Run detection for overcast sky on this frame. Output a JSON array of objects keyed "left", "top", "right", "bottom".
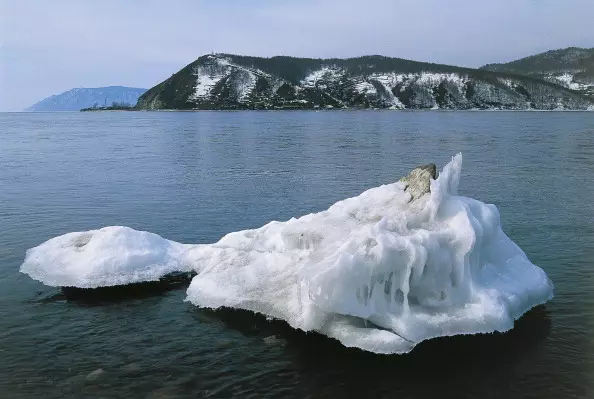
[{"left": 1, "top": 0, "right": 593, "bottom": 111}]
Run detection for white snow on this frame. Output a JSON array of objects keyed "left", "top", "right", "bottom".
[
  {"left": 553, "top": 73, "right": 581, "bottom": 90},
  {"left": 367, "top": 75, "right": 404, "bottom": 108},
  {"left": 549, "top": 73, "right": 594, "bottom": 92},
  {"left": 555, "top": 73, "right": 573, "bottom": 87},
  {"left": 416, "top": 72, "right": 460, "bottom": 86},
  {"left": 301, "top": 67, "right": 344, "bottom": 88},
  {"left": 192, "top": 55, "right": 281, "bottom": 102},
  {"left": 370, "top": 73, "right": 404, "bottom": 87},
  {"left": 234, "top": 70, "right": 257, "bottom": 103},
  {"left": 354, "top": 80, "right": 377, "bottom": 95},
  {"left": 20, "top": 226, "right": 192, "bottom": 288},
  {"left": 301, "top": 70, "right": 466, "bottom": 108},
  {"left": 20, "top": 155, "right": 553, "bottom": 354},
  {"left": 498, "top": 78, "right": 515, "bottom": 88},
  {"left": 370, "top": 72, "right": 467, "bottom": 94},
  {"left": 193, "top": 66, "right": 228, "bottom": 99}
]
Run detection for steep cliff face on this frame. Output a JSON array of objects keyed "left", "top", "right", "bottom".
[
  {"left": 482, "top": 47, "right": 594, "bottom": 98},
  {"left": 137, "top": 54, "right": 593, "bottom": 110}
]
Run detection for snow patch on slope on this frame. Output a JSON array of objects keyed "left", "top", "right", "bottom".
[
  {"left": 415, "top": 72, "right": 464, "bottom": 86},
  {"left": 554, "top": 73, "right": 580, "bottom": 89},
  {"left": 302, "top": 67, "right": 471, "bottom": 107},
  {"left": 371, "top": 72, "right": 468, "bottom": 92},
  {"left": 302, "top": 67, "right": 345, "bottom": 88},
  {"left": 548, "top": 73, "right": 593, "bottom": 92},
  {"left": 192, "top": 57, "right": 231, "bottom": 100},
  {"left": 373, "top": 79, "right": 404, "bottom": 108},
  {"left": 354, "top": 80, "right": 377, "bottom": 95},
  {"left": 194, "top": 73, "right": 225, "bottom": 99},
  {"left": 234, "top": 70, "right": 257, "bottom": 103},
  {"left": 192, "top": 55, "right": 281, "bottom": 103},
  {"left": 498, "top": 78, "right": 518, "bottom": 89}
]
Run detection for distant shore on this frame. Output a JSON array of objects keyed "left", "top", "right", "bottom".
[{"left": 80, "top": 105, "right": 135, "bottom": 112}]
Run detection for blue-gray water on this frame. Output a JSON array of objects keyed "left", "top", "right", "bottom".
[{"left": 1, "top": 111, "right": 593, "bottom": 399}]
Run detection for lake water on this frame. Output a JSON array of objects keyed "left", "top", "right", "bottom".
[{"left": 1, "top": 111, "right": 593, "bottom": 399}]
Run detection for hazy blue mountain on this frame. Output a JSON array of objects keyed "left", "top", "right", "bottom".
[
  {"left": 481, "top": 47, "right": 594, "bottom": 98},
  {"left": 26, "top": 86, "right": 147, "bottom": 112},
  {"left": 136, "top": 53, "right": 593, "bottom": 111}
]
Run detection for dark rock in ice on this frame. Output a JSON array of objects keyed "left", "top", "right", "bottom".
[{"left": 399, "top": 163, "right": 437, "bottom": 201}]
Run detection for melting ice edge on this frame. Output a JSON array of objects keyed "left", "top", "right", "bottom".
[{"left": 20, "top": 154, "right": 554, "bottom": 354}]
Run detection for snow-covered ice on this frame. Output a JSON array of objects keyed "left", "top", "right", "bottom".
[
  {"left": 20, "top": 154, "right": 553, "bottom": 354},
  {"left": 20, "top": 226, "right": 192, "bottom": 288},
  {"left": 182, "top": 154, "right": 553, "bottom": 353}
]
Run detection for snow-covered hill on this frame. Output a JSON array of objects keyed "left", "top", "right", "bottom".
[
  {"left": 481, "top": 47, "right": 594, "bottom": 98},
  {"left": 26, "top": 86, "right": 147, "bottom": 112},
  {"left": 137, "top": 54, "right": 593, "bottom": 111}
]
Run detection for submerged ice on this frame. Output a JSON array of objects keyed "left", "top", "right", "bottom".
[{"left": 20, "top": 154, "right": 553, "bottom": 353}]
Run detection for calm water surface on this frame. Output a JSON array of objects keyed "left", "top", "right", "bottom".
[{"left": 1, "top": 111, "right": 593, "bottom": 398}]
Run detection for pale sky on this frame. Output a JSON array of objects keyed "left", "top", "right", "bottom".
[{"left": 1, "top": 0, "right": 593, "bottom": 111}]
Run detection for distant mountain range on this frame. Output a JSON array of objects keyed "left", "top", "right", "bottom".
[
  {"left": 136, "top": 48, "right": 594, "bottom": 111},
  {"left": 26, "top": 86, "right": 147, "bottom": 112},
  {"left": 481, "top": 47, "right": 594, "bottom": 98}
]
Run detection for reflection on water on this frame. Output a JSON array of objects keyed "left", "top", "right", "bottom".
[
  {"left": 198, "top": 305, "right": 551, "bottom": 368},
  {"left": 31, "top": 278, "right": 193, "bottom": 305}
]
